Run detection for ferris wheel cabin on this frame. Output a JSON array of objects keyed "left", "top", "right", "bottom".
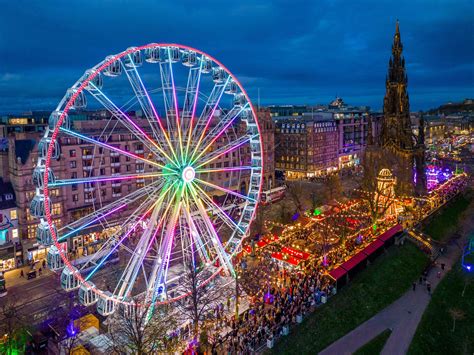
[
  {"left": 36, "top": 220, "right": 57, "bottom": 246},
  {"left": 78, "top": 282, "right": 98, "bottom": 306},
  {"left": 38, "top": 137, "right": 60, "bottom": 160},
  {"left": 104, "top": 56, "right": 122, "bottom": 77},
  {"left": 47, "top": 245, "right": 64, "bottom": 271},
  {"left": 97, "top": 291, "right": 116, "bottom": 316},
  {"left": 61, "top": 266, "right": 81, "bottom": 291}
]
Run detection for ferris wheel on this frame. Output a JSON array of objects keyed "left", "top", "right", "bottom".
[{"left": 31, "top": 44, "right": 263, "bottom": 315}]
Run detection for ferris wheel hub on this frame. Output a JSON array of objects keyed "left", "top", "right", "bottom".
[{"left": 181, "top": 166, "right": 195, "bottom": 183}]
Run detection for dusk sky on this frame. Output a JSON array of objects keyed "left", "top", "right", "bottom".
[{"left": 1, "top": 0, "right": 473, "bottom": 113}]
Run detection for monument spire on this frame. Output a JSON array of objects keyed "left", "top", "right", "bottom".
[{"left": 380, "top": 20, "right": 413, "bottom": 151}]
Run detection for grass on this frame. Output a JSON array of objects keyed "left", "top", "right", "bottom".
[
  {"left": 408, "top": 262, "right": 474, "bottom": 355},
  {"left": 353, "top": 329, "right": 392, "bottom": 355},
  {"left": 271, "top": 242, "right": 428, "bottom": 354},
  {"left": 423, "top": 192, "right": 472, "bottom": 242}
]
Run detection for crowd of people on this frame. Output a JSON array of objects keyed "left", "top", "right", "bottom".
[{"left": 196, "top": 257, "right": 334, "bottom": 354}]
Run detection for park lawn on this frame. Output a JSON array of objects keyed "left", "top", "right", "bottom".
[
  {"left": 353, "top": 329, "right": 392, "bottom": 355},
  {"left": 408, "top": 262, "right": 474, "bottom": 355},
  {"left": 423, "top": 192, "right": 472, "bottom": 242},
  {"left": 272, "top": 242, "right": 428, "bottom": 354}
]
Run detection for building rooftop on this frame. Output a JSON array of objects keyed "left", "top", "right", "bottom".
[{"left": 0, "top": 179, "right": 16, "bottom": 210}]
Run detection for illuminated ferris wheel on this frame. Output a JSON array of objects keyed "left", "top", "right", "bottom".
[{"left": 31, "top": 44, "right": 263, "bottom": 315}]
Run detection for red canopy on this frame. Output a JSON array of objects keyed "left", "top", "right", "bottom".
[
  {"left": 328, "top": 266, "right": 347, "bottom": 281},
  {"left": 281, "top": 246, "right": 310, "bottom": 260},
  {"left": 378, "top": 224, "right": 403, "bottom": 242},
  {"left": 257, "top": 240, "right": 268, "bottom": 248},
  {"left": 361, "top": 239, "right": 385, "bottom": 257},
  {"left": 271, "top": 252, "right": 301, "bottom": 266},
  {"left": 340, "top": 251, "right": 367, "bottom": 272}
]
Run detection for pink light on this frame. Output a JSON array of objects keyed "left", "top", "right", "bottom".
[{"left": 61, "top": 128, "right": 163, "bottom": 168}]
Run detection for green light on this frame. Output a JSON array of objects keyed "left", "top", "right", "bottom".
[
  {"left": 313, "top": 208, "right": 322, "bottom": 216},
  {"left": 373, "top": 224, "right": 377, "bottom": 231}
]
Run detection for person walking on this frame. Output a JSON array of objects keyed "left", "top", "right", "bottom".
[
  {"left": 20, "top": 269, "right": 24, "bottom": 278},
  {"left": 427, "top": 281, "right": 431, "bottom": 295},
  {"left": 39, "top": 267, "right": 42, "bottom": 276},
  {"left": 418, "top": 276, "right": 423, "bottom": 285},
  {"left": 412, "top": 282, "right": 416, "bottom": 291}
]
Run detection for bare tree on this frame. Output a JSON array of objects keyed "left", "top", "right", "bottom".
[
  {"left": 175, "top": 262, "right": 230, "bottom": 340},
  {"left": 324, "top": 174, "right": 343, "bottom": 202},
  {"left": 109, "top": 301, "right": 179, "bottom": 354},
  {"left": 250, "top": 205, "right": 266, "bottom": 237},
  {"left": 449, "top": 308, "right": 465, "bottom": 332},
  {"left": 359, "top": 172, "right": 396, "bottom": 225},
  {"left": 0, "top": 292, "right": 31, "bottom": 354},
  {"left": 286, "top": 181, "right": 305, "bottom": 213}
]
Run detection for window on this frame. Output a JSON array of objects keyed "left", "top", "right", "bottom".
[
  {"left": 69, "top": 150, "right": 76, "bottom": 158},
  {"left": 70, "top": 161, "right": 76, "bottom": 168},
  {"left": 10, "top": 210, "right": 17, "bottom": 220},
  {"left": 28, "top": 224, "right": 36, "bottom": 239},
  {"left": 100, "top": 168, "right": 106, "bottom": 175},
  {"left": 126, "top": 165, "right": 131, "bottom": 172},
  {"left": 73, "top": 194, "right": 78, "bottom": 202},
  {"left": 72, "top": 184, "right": 78, "bottom": 191},
  {"left": 12, "top": 228, "right": 18, "bottom": 240},
  {"left": 52, "top": 203, "right": 61, "bottom": 216},
  {"left": 101, "top": 189, "right": 107, "bottom": 197},
  {"left": 71, "top": 172, "right": 77, "bottom": 179}
]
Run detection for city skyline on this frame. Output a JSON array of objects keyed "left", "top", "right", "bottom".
[{"left": 1, "top": 0, "right": 473, "bottom": 113}]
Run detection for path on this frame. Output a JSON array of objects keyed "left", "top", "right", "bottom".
[{"left": 320, "top": 206, "right": 474, "bottom": 355}]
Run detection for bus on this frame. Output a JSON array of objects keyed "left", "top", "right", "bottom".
[{"left": 260, "top": 186, "right": 287, "bottom": 205}]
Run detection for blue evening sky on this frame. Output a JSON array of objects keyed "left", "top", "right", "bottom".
[{"left": 0, "top": 0, "right": 473, "bottom": 113}]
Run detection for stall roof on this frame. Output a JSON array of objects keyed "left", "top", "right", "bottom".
[
  {"left": 328, "top": 266, "right": 347, "bottom": 281},
  {"left": 361, "top": 239, "right": 385, "bottom": 257},
  {"left": 378, "top": 224, "right": 403, "bottom": 242},
  {"left": 271, "top": 252, "right": 301, "bottom": 266},
  {"left": 340, "top": 251, "right": 367, "bottom": 272},
  {"left": 281, "top": 246, "right": 311, "bottom": 260}
]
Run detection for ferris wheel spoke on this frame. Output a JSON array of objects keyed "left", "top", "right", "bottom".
[
  {"left": 183, "top": 60, "right": 203, "bottom": 159},
  {"left": 196, "top": 166, "right": 253, "bottom": 175},
  {"left": 81, "top": 188, "right": 164, "bottom": 275},
  {"left": 193, "top": 177, "right": 257, "bottom": 203},
  {"left": 57, "top": 203, "right": 128, "bottom": 242},
  {"left": 190, "top": 103, "right": 249, "bottom": 164},
  {"left": 49, "top": 172, "right": 166, "bottom": 187},
  {"left": 188, "top": 76, "right": 231, "bottom": 164},
  {"left": 195, "top": 134, "right": 256, "bottom": 169},
  {"left": 159, "top": 54, "right": 182, "bottom": 163},
  {"left": 59, "top": 127, "right": 165, "bottom": 169},
  {"left": 86, "top": 83, "right": 175, "bottom": 164},
  {"left": 182, "top": 190, "right": 211, "bottom": 265},
  {"left": 188, "top": 186, "right": 235, "bottom": 277},
  {"left": 59, "top": 179, "right": 163, "bottom": 236},
  {"left": 84, "top": 182, "right": 175, "bottom": 282},
  {"left": 145, "top": 189, "right": 184, "bottom": 305},
  {"left": 116, "top": 184, "right": 179, "bottom": 299},
  {"left": 190, "top": 182, "right": 244, "bottom": 234}
]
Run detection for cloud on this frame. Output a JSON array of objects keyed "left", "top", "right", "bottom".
[{"left": 0, "top": 0, "right": 472, "bottom": 113}]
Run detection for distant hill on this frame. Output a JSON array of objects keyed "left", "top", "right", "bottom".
[{"left": 428, "top": 99, "right": 474, "bottom": 114}]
